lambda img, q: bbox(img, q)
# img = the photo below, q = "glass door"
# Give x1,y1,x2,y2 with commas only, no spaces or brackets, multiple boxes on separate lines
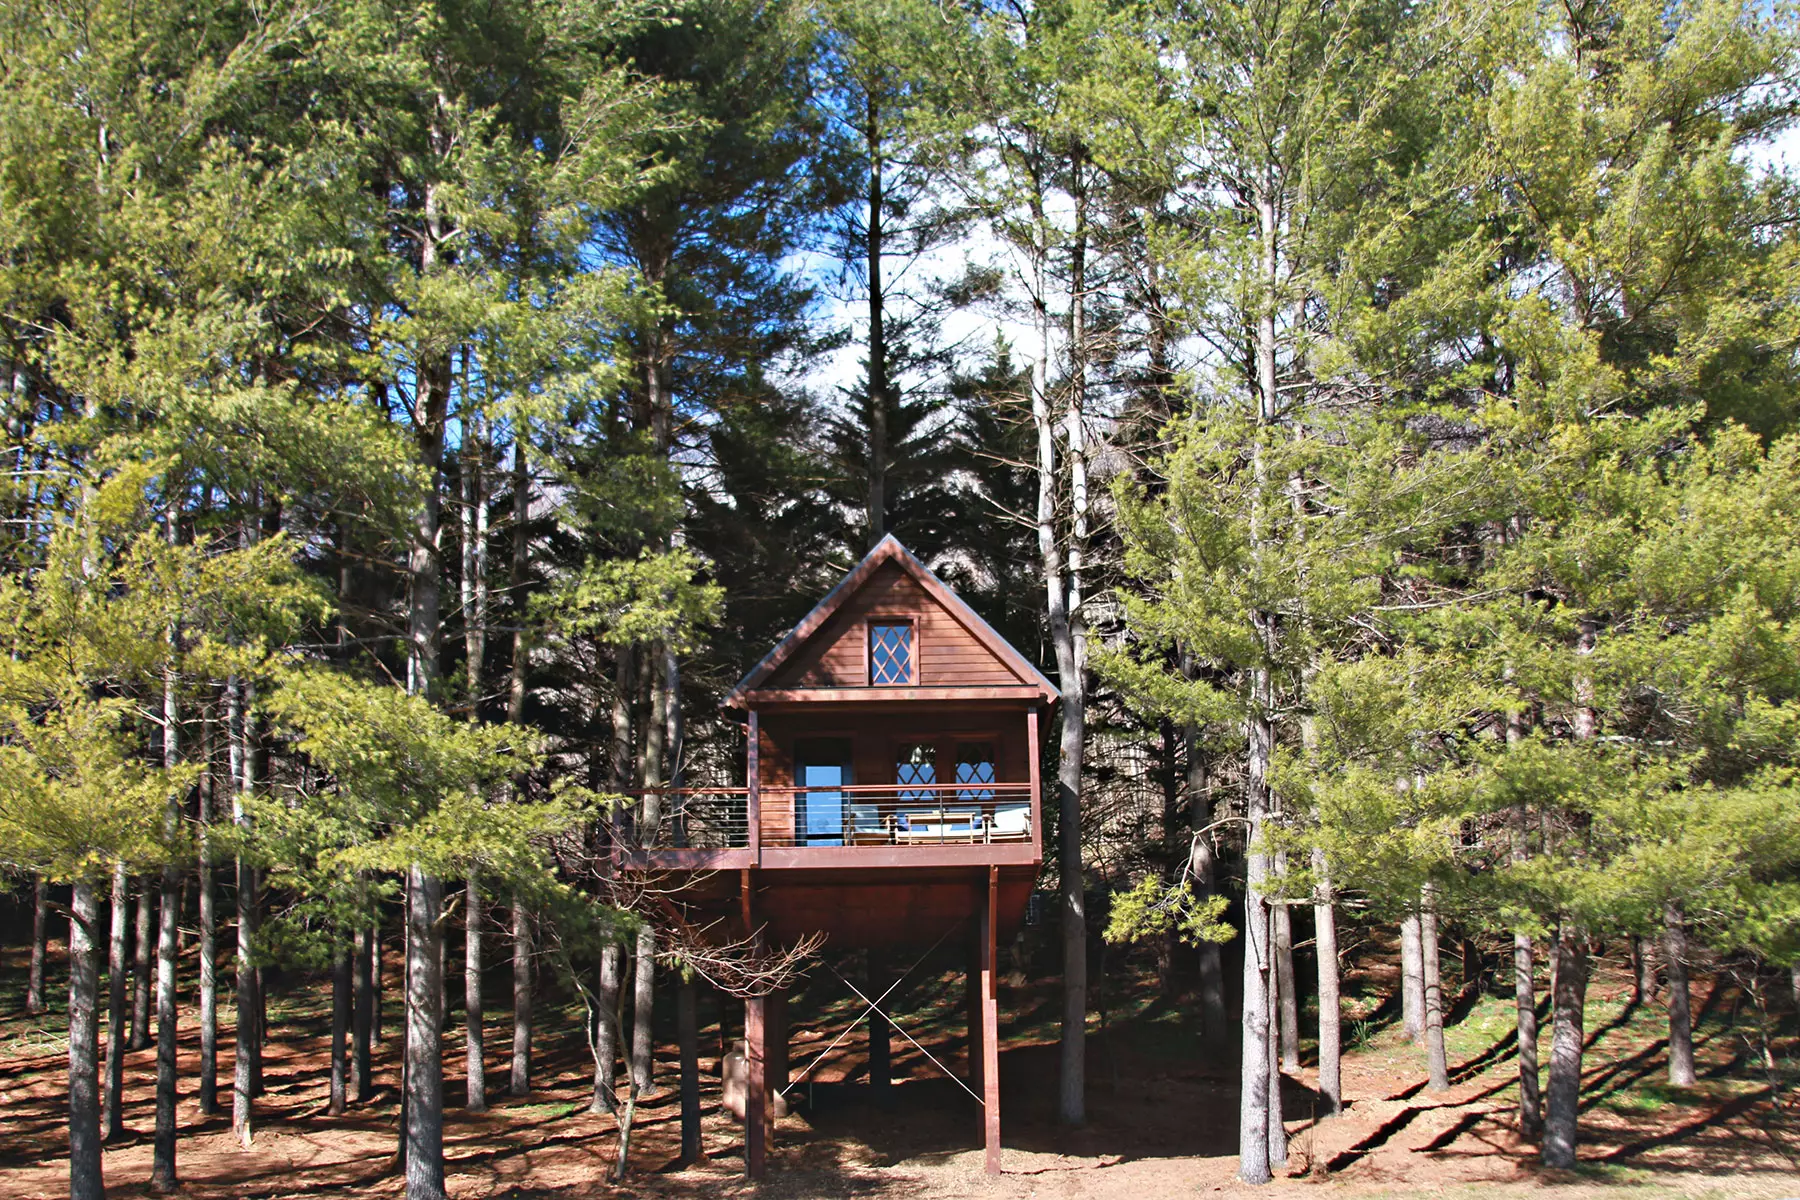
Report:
794,738,851,846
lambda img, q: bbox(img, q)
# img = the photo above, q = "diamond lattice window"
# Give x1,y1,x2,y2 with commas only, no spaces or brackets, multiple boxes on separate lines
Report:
956,743,996,803
897,743,937,802
870,623,914,684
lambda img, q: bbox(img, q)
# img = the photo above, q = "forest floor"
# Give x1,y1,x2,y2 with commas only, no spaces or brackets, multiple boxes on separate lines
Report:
0,932,1796,1200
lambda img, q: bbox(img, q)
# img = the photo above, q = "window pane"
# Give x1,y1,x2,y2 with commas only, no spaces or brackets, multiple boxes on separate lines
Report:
896,742,936,802
956,742,996,803
870,623,913,684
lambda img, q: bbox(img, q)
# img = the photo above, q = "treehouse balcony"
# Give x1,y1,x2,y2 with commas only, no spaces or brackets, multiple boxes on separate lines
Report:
637,778,1040,870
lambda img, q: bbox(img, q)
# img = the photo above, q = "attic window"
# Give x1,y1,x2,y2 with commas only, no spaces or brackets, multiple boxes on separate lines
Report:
869,621,914,685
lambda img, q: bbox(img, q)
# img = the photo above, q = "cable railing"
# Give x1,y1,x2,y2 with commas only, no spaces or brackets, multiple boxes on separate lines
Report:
621,782,1035,853
629,787,754,850
761,782,1034,847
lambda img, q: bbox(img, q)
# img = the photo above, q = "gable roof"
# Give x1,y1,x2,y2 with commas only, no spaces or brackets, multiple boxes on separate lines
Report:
722,534,1059,707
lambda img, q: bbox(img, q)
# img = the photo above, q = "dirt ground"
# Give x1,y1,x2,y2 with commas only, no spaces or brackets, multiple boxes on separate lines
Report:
1,934,1795,1200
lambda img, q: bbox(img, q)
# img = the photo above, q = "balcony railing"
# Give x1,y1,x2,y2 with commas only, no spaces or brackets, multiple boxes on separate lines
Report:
622,782,1034,852
766,782,1033,847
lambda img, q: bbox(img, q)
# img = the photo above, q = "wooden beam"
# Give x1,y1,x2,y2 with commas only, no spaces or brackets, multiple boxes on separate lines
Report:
678,978,701,1163
1027,708,1042,863
744,992,766,1179
981,865,1001,1175
868,951,891,1104
746,709,761,862
757,842,1038,872
633,848,756,871
768,988,789,1104
744,685,1052,705
966,918,984,1096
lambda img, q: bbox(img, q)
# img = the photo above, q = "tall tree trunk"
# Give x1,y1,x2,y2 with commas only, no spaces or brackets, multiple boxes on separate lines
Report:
1515,927,1541,1137
400,161,454,1198
151,658,181,1191
331,942,351,1115
105,861,129,1141
355,922,374,1102
1400,912,1425,1043
70,881,104,1200
1030,156,1088,1130
1240,687,1278,1187
1312,848,1341,1116
198,732,219,1116
404,867,446,1200
631,927,656,1097
510,899,531,1096
864,93,888,549
465,877,485,1110
507,433,529,732
1238,178,1284,1187
130,881,152,1050
631,646,669,1098
1274,894,1299,1073
373,921,384,1043
1422,887,1449,1091
1541,922,1588,1169
1630,936,1655,1006
589,943,622,1114
437,896,449,1036
1663,903,1696,1087
230,675,258,1147
461,395,489,720
26,874,46,1015
151,874,178,1186
505,434,532,1102
1267,934,1287,1168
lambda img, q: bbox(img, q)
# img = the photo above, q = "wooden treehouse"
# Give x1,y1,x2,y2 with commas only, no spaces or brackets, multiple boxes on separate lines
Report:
641,535,1057,1177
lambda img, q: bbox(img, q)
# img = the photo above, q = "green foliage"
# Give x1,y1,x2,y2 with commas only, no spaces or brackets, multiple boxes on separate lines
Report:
0,693,198,884
1103,875,1235,949
536,547,724,653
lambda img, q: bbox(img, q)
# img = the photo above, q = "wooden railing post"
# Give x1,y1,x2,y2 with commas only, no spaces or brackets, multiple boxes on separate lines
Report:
981,864,1001,1174
1026,707,1042,847
746,709,761,862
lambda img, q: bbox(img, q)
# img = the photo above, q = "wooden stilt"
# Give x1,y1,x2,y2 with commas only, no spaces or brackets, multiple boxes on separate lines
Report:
981,866,1001,1176
678,978,701,1163
966,925,985,1094
744,992,766,1179
768,987,789,1101
868,950,891,1104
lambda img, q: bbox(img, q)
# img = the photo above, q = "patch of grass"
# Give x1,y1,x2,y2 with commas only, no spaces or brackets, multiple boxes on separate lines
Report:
506,1100,582,1121
0,1023,69,1057
1441,990,1521,1063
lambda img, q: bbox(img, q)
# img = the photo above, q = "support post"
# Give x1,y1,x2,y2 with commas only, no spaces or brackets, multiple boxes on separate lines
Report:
966,931,984,1094
868,950,891,1104
679,978,701,1163
1026,709,1042,845
746,710,761,863
768,987,789,1103
744,992,766,1179
980,867,1002,1175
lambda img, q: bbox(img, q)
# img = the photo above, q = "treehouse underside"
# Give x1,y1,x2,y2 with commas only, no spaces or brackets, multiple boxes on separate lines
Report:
661,862,1038,950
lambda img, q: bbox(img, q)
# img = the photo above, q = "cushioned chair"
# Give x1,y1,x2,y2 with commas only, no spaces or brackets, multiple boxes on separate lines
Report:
895,807,984,843
989,802,1031,840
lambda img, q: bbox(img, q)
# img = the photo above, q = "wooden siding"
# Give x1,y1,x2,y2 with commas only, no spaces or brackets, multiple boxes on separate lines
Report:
762,560,1026,690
